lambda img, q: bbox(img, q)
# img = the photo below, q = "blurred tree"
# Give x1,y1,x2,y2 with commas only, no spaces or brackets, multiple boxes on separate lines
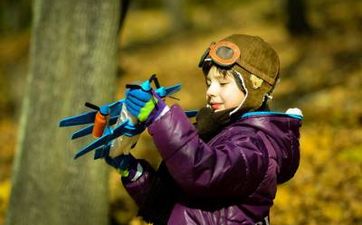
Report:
285,0,312,35
5,0,121,225
0,0,32,34
119,0,131,32
131,0,163,8
162,0,191,32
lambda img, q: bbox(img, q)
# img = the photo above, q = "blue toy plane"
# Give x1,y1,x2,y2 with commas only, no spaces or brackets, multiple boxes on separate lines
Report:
59,74,198,160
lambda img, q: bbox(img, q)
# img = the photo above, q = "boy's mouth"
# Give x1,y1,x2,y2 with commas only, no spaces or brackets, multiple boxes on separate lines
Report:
210,103,222,110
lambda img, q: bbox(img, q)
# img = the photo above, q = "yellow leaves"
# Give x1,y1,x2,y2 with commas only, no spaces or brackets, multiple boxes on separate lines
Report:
129,217,151,225
121,9,170,47
323,203,344,222
109,170,138,225
0,180,11,224
272,124,362,225
300,126,333,164
338,145,362,162
0,31,30,65
0,120,17,160
350,199,362,219
274,187,289,208
0,120,17,224
0,180,10,206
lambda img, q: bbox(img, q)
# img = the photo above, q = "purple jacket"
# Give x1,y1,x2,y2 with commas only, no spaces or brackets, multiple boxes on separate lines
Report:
123,105,302,225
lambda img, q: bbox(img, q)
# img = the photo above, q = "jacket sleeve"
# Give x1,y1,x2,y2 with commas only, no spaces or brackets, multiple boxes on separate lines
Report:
122,159,156,206
148,105,269,199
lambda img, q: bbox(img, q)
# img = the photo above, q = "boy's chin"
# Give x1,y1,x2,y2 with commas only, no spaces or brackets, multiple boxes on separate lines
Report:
213,108,223,112
213,108,236,115
213,107,242,117
207,104,225,112
214,107,235,113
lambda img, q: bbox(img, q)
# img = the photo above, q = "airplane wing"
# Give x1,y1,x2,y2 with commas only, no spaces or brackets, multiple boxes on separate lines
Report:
59,75,197,160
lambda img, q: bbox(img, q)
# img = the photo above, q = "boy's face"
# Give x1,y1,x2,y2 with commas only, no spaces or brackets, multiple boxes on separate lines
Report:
206,66,246,112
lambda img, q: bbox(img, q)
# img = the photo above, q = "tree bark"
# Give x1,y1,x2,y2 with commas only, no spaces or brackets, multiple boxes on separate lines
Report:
162,0,190,32
6,0,120,225
285,0,312,36
0,0,32,34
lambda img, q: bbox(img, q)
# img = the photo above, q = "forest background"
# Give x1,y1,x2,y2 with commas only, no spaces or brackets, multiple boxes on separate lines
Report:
0,0,361,224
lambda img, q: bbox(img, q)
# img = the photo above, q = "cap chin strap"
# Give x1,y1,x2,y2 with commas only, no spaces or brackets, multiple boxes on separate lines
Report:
230,70,248,116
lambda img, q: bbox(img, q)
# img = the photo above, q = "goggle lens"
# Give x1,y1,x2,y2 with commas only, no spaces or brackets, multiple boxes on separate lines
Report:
216,46,234,60
199,40,241,68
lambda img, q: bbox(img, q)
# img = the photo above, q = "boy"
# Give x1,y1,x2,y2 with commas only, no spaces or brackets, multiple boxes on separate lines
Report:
107,34,302,225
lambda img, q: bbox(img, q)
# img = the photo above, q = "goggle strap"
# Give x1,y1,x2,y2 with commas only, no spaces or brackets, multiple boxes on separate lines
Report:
198,42,214,68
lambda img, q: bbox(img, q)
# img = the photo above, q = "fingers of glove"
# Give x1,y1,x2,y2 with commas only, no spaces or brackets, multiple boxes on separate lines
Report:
127,89,153,102
126,92,151,108
125,99,142,117
104,155,114,167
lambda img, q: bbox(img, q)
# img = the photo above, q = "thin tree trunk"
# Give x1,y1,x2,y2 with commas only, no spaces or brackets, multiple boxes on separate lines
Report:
285,0,312,35
162,0,190,32
6,0,120,225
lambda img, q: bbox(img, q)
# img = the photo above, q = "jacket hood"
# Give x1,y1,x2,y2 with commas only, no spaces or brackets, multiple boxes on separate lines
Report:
239,110,302,184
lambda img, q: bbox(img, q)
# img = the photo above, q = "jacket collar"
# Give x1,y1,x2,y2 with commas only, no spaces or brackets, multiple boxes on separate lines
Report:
241,110,303,120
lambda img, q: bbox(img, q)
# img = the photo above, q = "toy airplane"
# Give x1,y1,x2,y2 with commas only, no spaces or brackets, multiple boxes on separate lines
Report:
59,74,198,160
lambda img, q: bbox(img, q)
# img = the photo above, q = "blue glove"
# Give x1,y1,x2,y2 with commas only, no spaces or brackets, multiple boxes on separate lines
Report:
105,154,136,177
125,80,166,125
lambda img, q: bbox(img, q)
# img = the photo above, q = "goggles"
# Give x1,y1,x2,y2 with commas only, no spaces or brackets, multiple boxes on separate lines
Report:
198,40,241,68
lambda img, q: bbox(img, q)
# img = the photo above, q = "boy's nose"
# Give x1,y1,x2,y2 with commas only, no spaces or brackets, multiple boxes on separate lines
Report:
206,84,217,97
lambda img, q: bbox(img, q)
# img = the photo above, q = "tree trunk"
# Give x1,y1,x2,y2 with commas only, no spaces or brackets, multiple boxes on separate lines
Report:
0,0,32,34
285,0,312,36
162,0,190,33
5,0,120,225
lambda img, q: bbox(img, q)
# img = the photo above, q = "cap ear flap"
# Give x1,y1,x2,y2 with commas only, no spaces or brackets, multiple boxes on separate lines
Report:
230,67,274,115
229,69,249,116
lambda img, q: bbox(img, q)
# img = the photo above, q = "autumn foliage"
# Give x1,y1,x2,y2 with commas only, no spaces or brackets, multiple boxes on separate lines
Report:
1,0,361,224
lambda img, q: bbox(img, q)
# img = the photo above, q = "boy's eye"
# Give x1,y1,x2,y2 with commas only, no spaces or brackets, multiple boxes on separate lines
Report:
206,80,211,87
220,82,229,86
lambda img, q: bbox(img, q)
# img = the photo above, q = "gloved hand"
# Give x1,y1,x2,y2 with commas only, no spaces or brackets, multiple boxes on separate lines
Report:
105,154,136,177
125,80,166,125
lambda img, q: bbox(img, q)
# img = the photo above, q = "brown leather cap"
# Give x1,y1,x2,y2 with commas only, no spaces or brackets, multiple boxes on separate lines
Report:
225,34,280,113
200,34,280,113
223,34,280,86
